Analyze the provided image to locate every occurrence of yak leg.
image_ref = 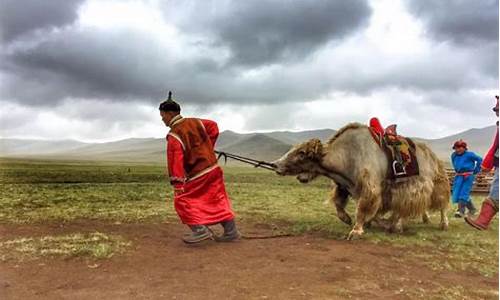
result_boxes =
[439,209,449,231]
[387,213,404,233]
[369,214,392,231]
[431,173,450,231]
[394,218,404,233]
[348,170,382,240]
[385,212,403,233]
[366,212,389,229]
[331,183,352,225]
[422,211,431,224]
[335,197,352,226]
[348,195,382,240]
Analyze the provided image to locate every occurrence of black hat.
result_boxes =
[159,91,181,112]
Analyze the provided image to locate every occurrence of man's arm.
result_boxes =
[200,119,219,147]
[472,152,483,174]
[167,135,186,193]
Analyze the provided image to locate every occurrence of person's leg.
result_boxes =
[452,176,463,217]
[451,176,462,203]
[215,218,241,242]
[465,169,499,230]
[455,175,475,217]
[464,198,498,230]
[455,200,466,218]
[489,169,499,208]
[182,225,213,244]
[465,199,477,215]
[458,175,474,215]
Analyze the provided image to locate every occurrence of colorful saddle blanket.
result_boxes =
[369,119,420,182]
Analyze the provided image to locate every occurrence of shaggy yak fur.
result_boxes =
[272,122,450,240]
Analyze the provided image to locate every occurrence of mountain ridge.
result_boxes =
[1,125,496,163]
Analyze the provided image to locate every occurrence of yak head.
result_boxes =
[271,138,324,183]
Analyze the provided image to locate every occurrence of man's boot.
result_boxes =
[454,202,466,218]
[215,219,241,242]
[182,225,213,244]
[465,199,498,230]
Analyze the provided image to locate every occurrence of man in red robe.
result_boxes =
[159,92,240,244]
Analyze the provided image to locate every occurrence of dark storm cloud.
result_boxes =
[1,26,243,105]
[0,0,84,42]
[0,0,373,106]
[2,28,173,104]
[2,23,496,108]
[203,0,372,66]
[404,0,498,80]
[404,0,499,45]
[0,0,496,111]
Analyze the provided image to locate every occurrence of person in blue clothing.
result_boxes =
[451,139,483,218]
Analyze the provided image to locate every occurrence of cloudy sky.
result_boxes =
[0,0,498,142]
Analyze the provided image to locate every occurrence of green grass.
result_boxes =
[0,182,174,223]
[0,157,498,279]
[0,232,130,261]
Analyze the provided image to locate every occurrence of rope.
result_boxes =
[214,150,276,171]
[241,233,294,240]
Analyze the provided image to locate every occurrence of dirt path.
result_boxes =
[0,222,497,300]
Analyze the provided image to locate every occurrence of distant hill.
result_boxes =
[60,138,166,162]
[220,134,291,162]
[1,125,496,163]
[0,137,166,163]
[416,125,497,161]
[262,129,336,144]
[215,129,334,149]
[0,139,88,156]
[215,130,255,149]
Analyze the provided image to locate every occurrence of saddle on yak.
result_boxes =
[369,118,420,182]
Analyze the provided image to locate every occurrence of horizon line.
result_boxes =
[0,124,495,144]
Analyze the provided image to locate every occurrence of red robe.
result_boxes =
[482,126,499,171]
[167,118,234,225]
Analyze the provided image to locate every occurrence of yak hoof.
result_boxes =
[347,228,364,240]
[439,222,449,231]
[387,221,404,234]
[372,218,391,230]
[387,225,403,234]
[422,213,431,224]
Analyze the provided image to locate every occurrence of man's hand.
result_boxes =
[174,187,185,196]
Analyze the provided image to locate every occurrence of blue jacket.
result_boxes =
[451,151,483,174]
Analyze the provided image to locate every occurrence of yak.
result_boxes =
[272,123,450,239]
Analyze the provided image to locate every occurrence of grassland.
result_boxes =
[0,157,498,279]
[0,232,130,261]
